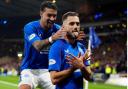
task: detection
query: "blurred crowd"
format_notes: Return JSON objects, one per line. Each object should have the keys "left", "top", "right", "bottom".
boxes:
{"left": 90, "top": 35, "right": 126, "bottom": 80}
{"left": 0, "top": 56, "right": 20, "bottom": 76}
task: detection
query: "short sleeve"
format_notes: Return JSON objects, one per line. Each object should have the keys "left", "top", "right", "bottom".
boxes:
{"left": 48, "top": 41, "right": 62, "bottom": 71}
{"left": 24, "top": 24, "right": 40, "bottom": 45}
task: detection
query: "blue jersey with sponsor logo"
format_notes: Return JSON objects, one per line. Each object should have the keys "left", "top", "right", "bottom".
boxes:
{"left": 20, "top": 20, "right": 60, "bottom": 71}
{"left": 49, "top": 39, "right": 90, "bottom": 89}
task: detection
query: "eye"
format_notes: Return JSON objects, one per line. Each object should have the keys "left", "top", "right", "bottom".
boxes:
{"left": 52, "top": 14, "right": 56, "bottom": 18}
{"left": 47, "top": 14, "right": 52, "bottom": 17}
{"left": 69, "top": 22, "right": 80, "bottom": 26}
{"left": 76, "top": 22, "right": 80, "bottom": 26}
{"left": 47, "top": 14, "right": 56, "bottom": 18}
{"left": 70, "top": 22, "right": 75, "bottom": 26}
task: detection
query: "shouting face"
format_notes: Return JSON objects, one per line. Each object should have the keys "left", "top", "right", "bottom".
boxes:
{"left": 63, "top": 16, "right": 80, "bottom": 39}
{"left": 40, "top": 8, "right": 57, "bottom": 29}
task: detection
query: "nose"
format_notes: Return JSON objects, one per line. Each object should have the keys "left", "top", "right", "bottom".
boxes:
{"left": 74, "top": 28, "right": 78, "bottom": 32}
{"left": 50, "top": 16, "right": 56, "bottom": 21}
{"left": 74, "top": 24, "right": 79, "bottom": 31}
{"left": 74, "top": 24, "right": 78, "bottom": 28}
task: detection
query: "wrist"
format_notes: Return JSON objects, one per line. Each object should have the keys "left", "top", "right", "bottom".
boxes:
{"left": 68, "top": 67, "right": 76, "bottom": 74}
{"left": 79, "top": 64, "right": 85, "bottom": 69}
{"left": 48, "top": 36, "right": 53, "bottom": 43}
{"left": 80, "top": 65, "right": 86, "bottom": 71}
{"left": 84, "top": 59, "right": 91, "bottom": 66}
{"left": 71, "top": 67, "right": 77, "bottom": 71}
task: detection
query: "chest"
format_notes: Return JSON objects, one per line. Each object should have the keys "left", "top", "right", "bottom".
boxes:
{"left": 60, "top": 44, "right": 84, "bottom": 69}
{"left": 64, "top": 44, "right": 84, "bottom": 57}
{"left": 37, "top": 29, "right": 56, "bottom": 40}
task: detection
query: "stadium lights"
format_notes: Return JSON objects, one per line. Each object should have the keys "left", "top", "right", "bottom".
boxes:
{"left": 109, "top": 25, "right": 113, "bottom": 28}
{"left": 122, "top": 24, "right": 126, "bottom": 28}
{"left": 3, "top": 20, "right": 7, "bottom": 24}
{"left": 52, "top": 0, "right": 56, "bottom": 3}
{"left": 94, "top": 13, "right": 103, "bottom": 20}
{"left": 17, "top": 52, "right": 22, "bottom": 58}
{"left": 0, "top": 19, "right": 8, "bottom": 25}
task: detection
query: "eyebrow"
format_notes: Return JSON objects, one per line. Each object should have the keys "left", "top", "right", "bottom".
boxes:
{"left": 69, "top": 22, "right": 80, "bottom": 25}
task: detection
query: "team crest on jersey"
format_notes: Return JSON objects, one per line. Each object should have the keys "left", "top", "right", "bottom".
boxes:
{"left": 28, "top": 33, "right": 36, "bottom": 41}
{"left": 39, "top": 34, "right": 42, "bottom": 37}
{"left": 64, "top": 49, "right": 69, "bottom": 53}
{"left": 49, "top": 59, "right": 56, "bottom": 65}
{"left": 40, "top": 44, "right": 50, "bottom": 54}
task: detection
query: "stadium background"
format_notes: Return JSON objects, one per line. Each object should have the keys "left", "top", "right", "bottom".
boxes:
{"left": 0, "top": 0, "right": 127, "bottom": 89}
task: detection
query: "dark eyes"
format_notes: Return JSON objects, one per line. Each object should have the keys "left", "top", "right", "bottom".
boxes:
{"left": 47, "top": 14, "right": 56, "bottom": 18}
{"left": 69, "top": 22, "right": 80, "bottom": 26}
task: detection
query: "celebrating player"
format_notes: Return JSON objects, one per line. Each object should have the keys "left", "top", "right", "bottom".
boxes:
{"left": 48, "top": 12, "right": 92, "bottom": 89}
{"left": 18, "top": 1, "right": 67, "bottom": 89}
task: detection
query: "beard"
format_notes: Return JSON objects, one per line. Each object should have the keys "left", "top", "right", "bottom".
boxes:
{"left": 66, "top": 32, "right": 78, "bottom": 47}
{"left": 46, "top": 19, "right": 55, "bottom": 29}
{"left": 66, "top": 31, "right": 78, "bottom": 40}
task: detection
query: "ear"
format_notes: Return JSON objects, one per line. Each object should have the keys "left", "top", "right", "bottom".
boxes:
{"left": 40, "top": 11, "right": 43, "bottom": 17}
{"left": 63, "top": 20, "right": 67, "bottom": 25}
{"left": 62, "top": 23, "right": 65, "bottom": 28}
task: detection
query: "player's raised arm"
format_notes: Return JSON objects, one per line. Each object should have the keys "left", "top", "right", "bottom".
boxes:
{"left": 32, "top": 27, "right": 67, "bottom": 51}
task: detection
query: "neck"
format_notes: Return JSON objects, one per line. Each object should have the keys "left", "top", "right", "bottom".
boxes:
{"left": 40, "top": 20, "right": 49, "bottom": 31}
{"left": 65, "top": 36, "right": 76, "bottom": 46}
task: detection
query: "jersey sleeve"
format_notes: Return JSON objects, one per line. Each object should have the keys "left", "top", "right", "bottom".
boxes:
{"left": 48, "top": 40, "right": 62, "bottom": 71}
{"left": 24, "top": 24, "right": 40, "bottom": 45}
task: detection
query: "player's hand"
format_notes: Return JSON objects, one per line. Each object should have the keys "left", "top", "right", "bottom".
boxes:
{"left": 77, "top": 31, "right": 85, "bottom": 40}
{"left": 83, "top": 49, "right": 91, "bottom": 61}
{"left": 52, "top": 26, "right": 67, "bottom": 41}
{"left": 66, "top": 53, "right": 85, "bottom": 69}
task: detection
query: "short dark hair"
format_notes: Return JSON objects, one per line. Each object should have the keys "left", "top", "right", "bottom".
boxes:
{"left": 62, "top": 12, "right": 79, "bottom": 22}
{"left": 40, "top": 1, "right": 57, "bottom": 11}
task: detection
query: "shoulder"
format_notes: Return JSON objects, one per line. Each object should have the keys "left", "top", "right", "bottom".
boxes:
{"left": 77, "top": 42, "right": 86, "bottom": 49}
{"left": 55, "top": 39, "right": 66, "bottom": 44}
{"left": 53, "top": 23, "right": 61, "bottom": 30}
{"left": 51, "top": 39, "right": 66, "bottom": 48}
{"left": 24, "top": 21, "right": 39, "bottom": 32}
{"left": 77, "top": 42, "right": 84, "bottom": 46}
{"left": 25, "top": 21, "right": 39, "bottom": 27}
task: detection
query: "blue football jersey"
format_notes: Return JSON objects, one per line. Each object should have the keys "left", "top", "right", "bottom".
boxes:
{"left": 20, "top": 20, "right": 60, "bottom": 71}
{"left": 49, "top": 39, "right": 88, "bottom": 89}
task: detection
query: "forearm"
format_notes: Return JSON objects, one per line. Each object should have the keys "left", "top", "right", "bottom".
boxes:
{"left": 50, "top": 68, "right": 75, "bottom": 85}
{"left": 33, "top": 37, "right": 52, "bottom": 51}
{"left": 80, "top": 66, "right": 92, "bottom": 81}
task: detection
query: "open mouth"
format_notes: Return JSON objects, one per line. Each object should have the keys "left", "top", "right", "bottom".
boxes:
{"left": 72, "top": 30, "right": 79, "bottom": 35}
{"left": 67, "top": 31, "right": 79, "bottom": 39}
{"left": 73, "top": 32, "right": 79, "bottom": 37}
{"left": 47, "top": 20, "right": 54, "bottom": 24}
